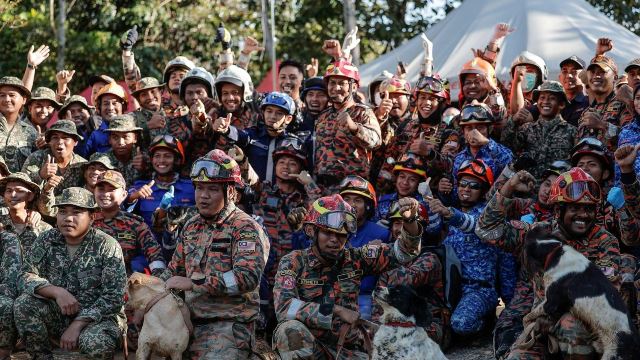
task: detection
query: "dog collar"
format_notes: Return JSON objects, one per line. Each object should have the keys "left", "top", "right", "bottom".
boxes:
{"left": 543, "top": 244, "right": 563, "bottom": 270}
{"left": 385, "top": 321, "right": 416, "bottom": 328}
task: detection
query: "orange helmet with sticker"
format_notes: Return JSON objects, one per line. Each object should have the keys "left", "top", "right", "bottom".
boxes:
{"left": 457, "top": 159, "right": 494, "bottom": 186}
{"left": 95, "top": 82, "right": 128, "bottom": 108}
{"left": 190, "top": 149, "right": 243, "bottom": 186}
{"left": 324, "top": 59, "right": 360, "bottom": 85}
{"left": 304, "top": 194, "right": 357, "bottom": 235}
{"left": 548, "top": 167, "right": 601, "bottom": 205}
{"left": 339, "top": 175, "right": 377, "bottom": 208}
{"left": 379, "top": 75, "right": 411, "bottom": 95}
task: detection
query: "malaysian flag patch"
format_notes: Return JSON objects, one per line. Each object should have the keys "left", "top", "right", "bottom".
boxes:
{"left": 237, "top": 241, "right": 256, "bottom": 252}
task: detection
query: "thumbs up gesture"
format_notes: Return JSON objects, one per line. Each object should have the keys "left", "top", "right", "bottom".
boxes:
{"left": 35, "top": 125, "right": 47, "bottom": 149}
{"left": 190, "top": 99, "right": 206, "bottom": 118}
{"left": 131, "top": 146, "right": 147, "bottom": 171}
{"left": 213, "top": 113, "right": 232, "bottom": 133}
{"left": 409, "top": 132, "right": 433, "bottom": 156}
{"left": 39, "top": 154, "right": 58, "bottom": 180}
{"left": 130, "top": 180, "right": 155, "bottom": 201}
{"left": 376, "top": 91, "right": 393, "bottom": 120}
{"left": 337, "top": 110, "right": 358, "bottom": 133}
{"left": 159, "top": 185, "right": 175, "bottom": 210}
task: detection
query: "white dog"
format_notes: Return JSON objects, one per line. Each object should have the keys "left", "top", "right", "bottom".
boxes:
{"left": 372, "top": 285, "right": 448, "bottom": 360}
{"left": 127, "top": 272, "right": 191, "bottom": 360}
{"left": 523, "top": 230, "right": 640, "bottom": 360}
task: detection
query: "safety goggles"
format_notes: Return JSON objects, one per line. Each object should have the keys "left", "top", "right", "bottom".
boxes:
{"left": 190, "top": 159, "right": 222, "bottom": 179}
{"left": 459, "top": 159, "right": 487, "bottom": 177}
{"left": 396, "top": 153, "right": 425, "bottom": 169}
{"left": 279, "top": 136, "right": 304, "bottom": 150}
{"left": 460, "top": 104, "right": 493, "bottom": 123}
{"left": 558, "top": 180, "right": 602, "bottom": 203}
{"left": 458, "top": 179, "right": 482, "bottom": 190}
{"left": 571, "top": 137, "right": 605, "bottom": 154}
{"left": 153, "top": 134, "right": 178, "bottom": 144}
{"left": 339, "top": 175, "right": 369, "bottom": 191}
{"left": 317, "top": 211, "right": 357, "bottom": 234}
{"left": 416, "top": 76, "right": 444, "bottom": 93}
{"left": 545, "top": 160, "right": 572, "bottom": 176}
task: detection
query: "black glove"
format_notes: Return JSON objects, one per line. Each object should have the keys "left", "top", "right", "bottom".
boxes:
{"left": 120, "top": 25, "right": 139, "bottom": 51}
{"left": 214, "top": 23, "right": 232, "bottom": 50}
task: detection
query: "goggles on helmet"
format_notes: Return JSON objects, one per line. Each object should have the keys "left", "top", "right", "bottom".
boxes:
{"left": 416, "top": 76, "right": 445, "bottom": 93}
{"left": 152, "top": 134, "right": 179, "bottom": 146}
{"left": 459, "top": 159, "right": 487, "bottom": 177}
{"left": 571, "top": 137, "right": 605, "bottom": 154}
{"left": 316, "top": 211, "right": 357, "bottom": 234}
{"left": 557, "top": 179, "right": 602, "bottom": 204}
{"left": 339, "top": 175, "right": 370, "bottom": 191}
{"left": 460, "top": 104, "right": 494, "bottom": 123}
{"left": 190, "top": 160, "right": 223, "bottom": 180}
{"left": 279, "top": 136, "right": 304, "bottom": 151}
{"left": 544, "top": 160, "right": 572, "bottom": 177}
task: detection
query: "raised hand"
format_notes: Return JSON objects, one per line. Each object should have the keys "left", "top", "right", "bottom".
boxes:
{"left": 120, "top": 25, "right": 139, "bottom": 51}
{"left": 322, "top": 40, "right": 342, "bottom": 59}
{"left": 242, "top": 36, "right": 264, "bottom": 54}
{"left": 306, "top": 58, "right": 319, "bottom": 78}
{"left": 40, "top": 154, "right": 58, "bottom": 180}
{"left": 56, "top": 70, "right": 76, "bottom": 91}
{"left": 614, "top": 144, "right": 640, "bottom": 173}
{"left": 131, "top": 147, "right": 147, "bottom": 171}
{"left": 501, "top": 170, "right": 536, "bottom": 197}
{"left": 212, "top": 113, "right": 232, "bottom": 133}
{"left": 595, "top": 38, "right": 613, "bottom": 56}
{"left": 376, "top": 91, "right": 393, "bottom": 119}
{"left": 147, "top": 113, "right": 166, "bottom": 130}
{"left": 132, "top": 180, "right": 155, "bottom": 201}
{"left": 35, "top": 125, "right": 47, "bottom": 149}
{"left": 492, "top": 23, "right": 515, "bottom": 41}
{"left": 397, "top": 197, "right": 420, "bottom": 221}
{"left": 27, "top": 45, "right": 50, "bottom": 67}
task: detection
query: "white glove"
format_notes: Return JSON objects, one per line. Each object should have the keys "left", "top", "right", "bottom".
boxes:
{"left": 418, "top": 178, "right": 433, "bottom": 199}
{"left": 342, "top": 26, "right": 361, "bottom": 60}
{"left": 420, "top": 33, "right": 433, "bottom": 61}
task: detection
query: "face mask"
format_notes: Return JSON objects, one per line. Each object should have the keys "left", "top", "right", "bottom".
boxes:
{"left": 521, "top": 72, "right": 537, "bottom": 92}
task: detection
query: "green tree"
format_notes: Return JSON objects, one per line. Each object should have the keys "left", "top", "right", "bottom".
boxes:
{"left": 588, "top": 0, "right": 640, "bottom": 35}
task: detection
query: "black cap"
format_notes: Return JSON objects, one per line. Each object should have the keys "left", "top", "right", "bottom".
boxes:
{"left": 559, "top": 55, "right": 586, "bottom": 70}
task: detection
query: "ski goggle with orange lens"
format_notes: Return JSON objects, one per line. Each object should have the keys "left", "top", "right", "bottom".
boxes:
{"left": 557, "top": 180, "right": 602, "bottom": 203}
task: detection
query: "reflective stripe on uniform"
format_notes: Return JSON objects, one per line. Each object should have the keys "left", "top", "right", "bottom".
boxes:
{"left": 223, "top": 270, "right": 239, "bottom": 294}
{"left": 286, "top": 298, "right": 303, "bottom": 320}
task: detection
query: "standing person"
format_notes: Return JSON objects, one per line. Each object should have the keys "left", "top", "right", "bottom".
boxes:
{"left": 458, "top": 58, "right": 507, "bottom": 124}
{"left": 22, "top": 87, "right": 61, "bottom": 136}
{"left": 14, "top": 187, "right": 127, "bottom": 360}
{"left": 58, "top": 95, "right": 95, "bottom": 140}
{"left": 0, "top": 76, "right": 36, "bottom": 173}
{"left": 212, "top": 65, "right": 259, "bottom": 132}
{"left": 314, "top": 40, "right": 381, "bottom": 189}
{"left": 104, "top": 114, "right": 148, "bottom": 186}
{"left": 0, "top": 231, "right": 21, "bottom": 360}
{"left": 129, "top": 77, "right": 168, "bottom": 148}
{"left": 508, "top": 51, "right": 547, "bottom": 114}
{"left": 160, "top": 149, "right": 268, "bottom": 359}
{"left": 299, "top": 77, "right": 329, "bottom": 133}
{"left": 615, "top": 84, "right": 640, "bottom": 184}
{"left": 558, "top": 56, "right": 589, "bottom": 126}
{"left": 272, "top": 194, "right": 422, "bottom": 359}
{"left": 278, "top": 59, "right": 306, "bottom": 131}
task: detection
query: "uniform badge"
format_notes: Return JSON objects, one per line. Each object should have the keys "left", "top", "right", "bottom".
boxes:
{"left": 237, "top": 240, "right": 256, "bottom": 252}
{"left": 600, "top": 266, "right": 615, "bottom": 277}
{"left": 282, "top": 276, "right": 295, "bottom": 290}
{"left": 364, "top": 245, "right": 379, "bottom": 258}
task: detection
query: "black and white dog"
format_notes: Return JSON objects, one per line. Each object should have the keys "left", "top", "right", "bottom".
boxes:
{"left": 372, "top": 285, "right": 448, "bottom": 360}
{"left": 523, "top": 229, "right": 640, "bottom": 360}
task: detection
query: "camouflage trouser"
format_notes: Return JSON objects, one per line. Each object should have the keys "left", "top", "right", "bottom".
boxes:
{"left": 188, "top": 320, "right": 254, "bottom": 359}
{"left": 451, "top": 284, "right": 498, "bottom": 336}
{"left": 13, "top": 294, "right": 120, "bottom": 359}
{"left": 494, "top": 279, "right": 534, "bottom": 359}
{"left": 506, "top": 313, "right": 599, "bottom": 360}
{"left": 620, "top": 253, "right": 639, "bottom": 325}
{"left": 273, "top": 320, "right": 369, "bottom": 360}
{"left": 0, "top": 295, "right": 16, "bottom": 350}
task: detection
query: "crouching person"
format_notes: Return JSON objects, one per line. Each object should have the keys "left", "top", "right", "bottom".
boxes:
{"left": 272, "top": 194, "right": 422, "bottom": 359}
{"left": 14, "top": 187, "right": 127, "bottom": 359}
{"left": 0, "top": 232, "right": 21, "bottom": 359}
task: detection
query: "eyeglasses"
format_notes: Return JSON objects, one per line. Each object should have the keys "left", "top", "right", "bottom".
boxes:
{"left": 460, "top": 104, "right": 493, "bottom": 123}
{"left": 459, "top": 159, "right": 487, "bottom": 177}
{"left": 558, "top": 179, "right": 602, "bottom": 203}
{"left": 317, "top": 211, "right": 357, "bottom": 233}
{"left": 416, "top": 76, "right": 444, "bottom": 92}
{"left": 339, "top": 175, "right": 369, "bottom": 191}
{"left": 458, "top": 179, "right": 482, "bottom": 190}
{"left": 190, "top": 159, "right": 221, "bottom": 179}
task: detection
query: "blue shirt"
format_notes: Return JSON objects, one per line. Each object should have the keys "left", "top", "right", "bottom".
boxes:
{"left": 129, "top": 177, "right": 196, "bottom": 228}
{"left": 77, "top": 120, "right": 110, "bottom": 158}
{"left": 616, "top": 116, "right": 640, "bottom": 185}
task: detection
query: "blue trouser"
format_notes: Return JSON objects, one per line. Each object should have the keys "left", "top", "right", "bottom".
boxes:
{"left": 451, "top": 283, "right": 497, "bottom": 335}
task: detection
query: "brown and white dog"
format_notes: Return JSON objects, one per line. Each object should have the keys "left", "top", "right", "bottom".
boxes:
{"left": 127, "top": 273, "right": 191, "bottom": 360}
{"left": 523, "top": 229, "right": 640, "bottom": 360}
{"left": 372, "top": 285, "right": 448, "bottom": 360}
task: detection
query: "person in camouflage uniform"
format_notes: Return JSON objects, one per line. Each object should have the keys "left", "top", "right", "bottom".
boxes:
{"left": 129, "top": 77, "right": 170, "bottom": 148}
{"left": 272, "top": 194, "right": 422, "bottom": 359}
{"left": 92, "top": 170, "right": 165, "bottom": 275}
{"left": 0, "top": 76, "right": 37, "bottom": 173}
{"left": 22, "top": 87, "right": 61, "bottom": 135}
{"left": 475, "top": 168, "right": 621, "bottom": 359}
{"left": 0, "top": 172, "right": 51, "bottom": 254}
{"left": 160, "top": 149, "right": 269, "bottom": 359}
{"left": 0, "top": 231, "right": 21, "bottom": 359}
{"left": 500, "top": 81, "right": 577, "bottom": 179}
{"left": 58, "top": 95, "right": 94, "bottom": 139}
{"left": 14, "top": 187, "right": 127, "bottom": 360}
{"left": 103, "top": 114, "right": 148, "bottom": 186}
{"left": 22, "top": 120, "right": 87, "bottom": 195}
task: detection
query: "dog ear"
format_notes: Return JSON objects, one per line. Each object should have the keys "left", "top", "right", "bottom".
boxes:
{"left": 412, "top": 289, "right": 432, "bottom": 328}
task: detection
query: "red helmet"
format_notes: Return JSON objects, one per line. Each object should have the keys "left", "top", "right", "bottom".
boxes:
{"left": 149, "top": 135, "right": 186, "bottom": 165}
{"left": 548, "top": 167, "right": 601, "bottom": 205}
{"left": 304, "top": 194, "right": 357, "bottom": 235}
{"left": 324, "top": 59, "right": 360, "bottom": 85}
{"left": 457, "top": 159, "right": 494, "bottom": 186}
{"left": 393, "top": 152, "right": 427, "bottom": 180}
{"left": 273, "top": 135, "right": 308, "bottom": 167}
{"left": 380, "top": 75, "right": 411, "bottom": 95}
{"left": 190, "top": 149, "right": 243, "bottom": 186}
{"left": 414, "top": 75, "right": 450, "bottom": 103}
{"left": 339, "top": 175, "right": 377, "bottom": 208}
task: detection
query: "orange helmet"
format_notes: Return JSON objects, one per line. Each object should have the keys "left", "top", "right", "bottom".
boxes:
{"left": 379, "top": 75, "right": 411, "bottom": 95}
{"left": 548, "top": 167, "right": 601, "bottom": 205}
{"left": 339, "top": 175, "right": 377, "bottom": 208}
{"left": 149, "top": 135, "right": 186, "bottom": 165}
{"left": 324, "top": 59, "right": 360, "bottom": 85}
{"left": 393, "top": 153, "right": 427, "bottom": 180}
{"left": 457, "top": 159, "right": 494, "bottom": 186}
{"left": 95, "top": 82, "right": 128, "bottom": 108}
{"left": 304, "top": 194, "right": 357, "bottom": 235}
{"left": 459, "top": 57, "right": 497, "bottom": 89}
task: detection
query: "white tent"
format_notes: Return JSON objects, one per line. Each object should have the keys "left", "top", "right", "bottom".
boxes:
{"left": 359, "top": 0, "right": 640, "bottom": 98}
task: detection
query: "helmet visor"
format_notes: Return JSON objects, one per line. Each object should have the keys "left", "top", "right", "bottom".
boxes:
{"left": 317, "top": 211, "right": 357, "bottom": 234}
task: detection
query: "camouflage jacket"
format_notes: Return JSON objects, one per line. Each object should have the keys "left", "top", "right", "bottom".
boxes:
{"left": 130, "top": 107, "right": 166, "bottom": 149}
{"left": 273, "top": 225, "right": 422, "bottom": 350}
{"left": 21, "top": 228, "right": 127, "bottom": 324}
{"left": 576, "top": 92, "right": 633, "bottom": 149}
{"left": 500, "top": 114, "right": 577, "bottom": 179}
{"left": 161, "top": 203, "right": 269, "bottom": 322}
{"left": 104, "top": 149, "right": 146, "bottom": 187}
{"left": 620, "top": 175, "right": 640, "bottom": 247}
{"left": 93, "top": 210, "right": 165, "bottom": 275}
{"left": 0, "top": 212, "right": 52, "bottom": 255}
{"left": 0, "top": 116, "right": 37, "bottom": 173}
{"left": 314, "top": 103, "right": 381, "bottom": 180}
{"left": 22, "top": 149, "right": 87, "bottom": 195}
{"left": 475, "top": 191, "right": 621, "bottom": 304}
{"left": 0, "top": 231, "right": 22, "bottom": 299}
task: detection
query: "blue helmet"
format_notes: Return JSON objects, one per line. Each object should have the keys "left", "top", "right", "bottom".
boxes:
{"left": 260, "top": 92, "right": 296, "bottom": 115}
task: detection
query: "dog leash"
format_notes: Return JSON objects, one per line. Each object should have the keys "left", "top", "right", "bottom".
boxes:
{"left": 334, "top": 318, "right": 375, "bottom": 360}
{"left": 144, "top": 290, "right": 194, "bottom": 335}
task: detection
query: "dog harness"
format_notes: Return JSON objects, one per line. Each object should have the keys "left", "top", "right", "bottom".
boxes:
{"left": 144, "top": 290, "right": 194, "bottom": 335}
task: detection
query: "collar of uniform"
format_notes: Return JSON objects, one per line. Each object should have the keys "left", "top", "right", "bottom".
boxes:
{"left": 590, "top": 91, "right": 615, "bottom": 107}
{"left": 204, "top": 202, "right": 236, "bottom": 226}
{"left": 51, "top": 227, "right": 95, "bottom": 245}
{"left": 153, "top": 172, "right": 180, "bottom": 188}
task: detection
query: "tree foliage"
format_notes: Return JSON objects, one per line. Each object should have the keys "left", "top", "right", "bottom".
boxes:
{"left": 587, "top": 0, "right": 640, "bottom": 35}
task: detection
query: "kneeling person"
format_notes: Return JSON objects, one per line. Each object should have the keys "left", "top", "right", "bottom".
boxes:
{"left": 14, "top": 187, "right": 127, "bottom": 359}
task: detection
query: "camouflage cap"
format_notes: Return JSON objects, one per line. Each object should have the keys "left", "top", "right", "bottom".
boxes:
{"left": 0, "top": 76, "right": 31, "bottom": 99}
{"left": 105, "top": 114, "right": 142, "bottom": 132}
{"left": 0, "top": 172, "right": 41, "bottom": 198}
{"left": 95, "top": 170, "right": 126, "bottom": 189}
{"left": 131, "top": 77, "right": 165, "bottom": 98}
{"left": 0, "top": 154, "right": 10, "bottom": 176}
{"left": 58, "top": 95, "right": 90, "bottom": 117}
{"left": 533, "top": 80, "right": 568, "bottom": 104}
{"left": 624, "top": 58, "right": 640, "bottom": 73}
{"left": 53, "top": 187, "right": 97, "bottom": 209}
{"left": 588, "top": 55, "right": 618, "bottom": 75}
{"left": 45, "top": 119, "right": 83, "bottom": 142}
{"left": 81, "top": 152, "right": 115, "bottom": 172}
{"left": 26, "top": 87, "right": 62, "bottom": 108}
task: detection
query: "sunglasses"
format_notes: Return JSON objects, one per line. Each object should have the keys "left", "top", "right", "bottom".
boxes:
{"left": 458, "top": 179, "right": 483, "bottom": 190}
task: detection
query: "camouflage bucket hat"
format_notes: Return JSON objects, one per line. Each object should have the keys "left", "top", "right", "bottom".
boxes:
{"left": 59, "top": 95, "right": 91, "bottom": 117}
{"left": 0, "top": 154, "right": 10, "bottom": 176}
{"left": 0, "top": 172, "right": 41, "bottom": 198}
{"left": 105, "top": 114, "right": 142, "bottom": 132}
{"left": 26, "top": 87, "right": 62, "bottom": 108}
{"left": 131, "top": 77, "right": 165, "bottom": 98}
{"left": 532, "top": 80, "right": 567, "bottom": 104}
{"left": 82, "top": 152, "right": 115, "bottom": 172}
{"left": 45, "top": 119, "right": 83, "bottom": 142}
{"left": 96, "top": 170, "right": 126, "bottom": 189}
{"left": 53, "top": 187, "right": 97, "bottom": 209}
{"left": 0, "top": 76, "right": 31, "bottom": 99}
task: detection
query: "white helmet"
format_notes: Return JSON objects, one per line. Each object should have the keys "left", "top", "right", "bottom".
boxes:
{"left": 510, "top": 51, "right": 548, "bottom": 80}
{"left": 163, "top": 56, "right": 196, "bottom": 84}
{"left": 179, "top": 67, "right": 215, "bottom": 100}
{"left": 215, "top": 65, "right": 254, "bottom": 102}
{"left": 367, "top": 71, "right": 393, "bottom": 106}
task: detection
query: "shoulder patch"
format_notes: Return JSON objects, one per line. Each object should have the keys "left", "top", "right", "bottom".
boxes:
{"left": 281, "top": 276, "right": 296, "bottom": 290}
{"left": 362, "top": 244, "right": 380, "bottom": 259}
{"left": 237, "top": 240, "right": 256, "bottom": 252}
